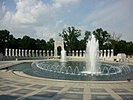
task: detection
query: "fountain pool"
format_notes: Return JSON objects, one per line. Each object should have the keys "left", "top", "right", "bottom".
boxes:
{"left": 9, "top": 60, "right": 133, "bottom": 81}
{"left": 8, "top": 34, "right": 133, "bottom": 81}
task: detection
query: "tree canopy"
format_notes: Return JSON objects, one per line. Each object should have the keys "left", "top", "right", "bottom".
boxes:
{"left": 59, "top": 26, "right": 81, "bottom": 50}
{"left": 0, "top": 30, "right": 53, "bottom": 53}
{"left": 0, "top": 27, "right": 133, "bottom": 56}
{"left": 59, "top": 26, "right": 133, "bottom": 55}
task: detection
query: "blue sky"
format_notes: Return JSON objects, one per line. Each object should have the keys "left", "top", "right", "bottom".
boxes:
{"left": 0, "top": 0, "right": 133, "bottom": 41}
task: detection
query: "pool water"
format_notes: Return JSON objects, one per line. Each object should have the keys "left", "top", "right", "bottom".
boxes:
{"left": 9, "top": 61, "right": 133, "bottom": 81}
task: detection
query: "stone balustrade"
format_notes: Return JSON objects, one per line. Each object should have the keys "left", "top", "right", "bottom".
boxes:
{"left": 4, "top": 48, "right": 114, "bottom": 58}
{"left": 4, "top": 48, "right": 54, "bottom": 57}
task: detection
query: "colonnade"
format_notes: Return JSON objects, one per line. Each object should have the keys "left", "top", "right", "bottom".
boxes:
{"left": 67, "top": 49, "right": 114, "bottom": 58}
{"left": 5, "top": 48, "right": 114, "bottom": 58}
{"left": 67, "top": 50, "right": 86, "bottom": 57}
{"left": 5, "top": 48, "right": 54, "bottom": 57}
{"left": 99, "top": 49, "right": 114, "bottom": 58}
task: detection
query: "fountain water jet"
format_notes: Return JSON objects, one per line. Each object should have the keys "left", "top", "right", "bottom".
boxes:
{"left": 60, "top": 48, "right": 67, "bottom": 62}
{"left": 82, "top": 34, "right": 101, "bottom": 75}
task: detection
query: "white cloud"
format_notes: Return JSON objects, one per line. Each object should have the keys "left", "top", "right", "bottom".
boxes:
{"left": 0, "top": 2, "right": 6, "bottom": 19}
{"left": 83, "top": 0, "right": 133, "bottom": 41}
{"left": 0, "top": 0, "right": 132, "bottom": 41}
{"left": 0, "top": 0, "right": 80, "bottom": 40}
{"left": 54, "top": 0, "right": 79, "bottom": 4}
{"left": 14, "top": 0, "right": 51, "bottom": 24}
{"left": 55, "top": 20, "right": 63, "bottom": 27}
{"left": 52, "top": 0, "right": 80, "bottom": 9}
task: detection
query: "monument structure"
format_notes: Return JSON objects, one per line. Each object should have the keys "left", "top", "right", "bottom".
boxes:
{"left": 54, "top": 40, "right": 64, "bottom": 57}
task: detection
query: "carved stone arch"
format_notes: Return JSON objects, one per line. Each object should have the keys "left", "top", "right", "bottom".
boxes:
{"left": 54, "top": 40, "right": 64, "bottom": 56}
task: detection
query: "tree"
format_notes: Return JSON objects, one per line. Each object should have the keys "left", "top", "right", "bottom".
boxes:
{"left": 36, "top": 39, "right": 41, "bottom": 49}
{"left": 93, "top": 28, "right": 111, "bottom": 49}
{"left": 29, "top": 38, "right": 37, "bottom": 49}
{"left": 108, "top": 33, "right": 121, "bottom": 55}
{"left": 40, "top": 39, "right": 47, "bottom": 50}
{"left": 0, "top": 30, "right": 10, "bottom": 52}
{"left": 59, "top": 26, "right": 81, "bottom": 50}
{"left": 84, "top": 30, "right": 91, "bottom": 42}
{"left": 79, "top": 30, "right": 92, "bottom": 50}
{"left": 126, "top": 41, "right": 133, "bottom": 56}
{"left": 47, "top": 38, "right": 55, "bottom": 50}
{"left": 115, "top": 40, "right": 127, "bottom": 54}
{"left": 6, "top": 35, "right": 18, "bottom": 49}
{"left": 78, "top": 39, "right": 86, "bottom": 50}
{"left": 20, "top": 35, "right": 31, "bottom": 49}
{"left": 109, "top": 33, "right": 121, "bottom": 48}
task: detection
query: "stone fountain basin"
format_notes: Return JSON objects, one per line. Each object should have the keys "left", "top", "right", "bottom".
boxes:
{"left": 8, "top": 60, "right": 133, "bottom": 81}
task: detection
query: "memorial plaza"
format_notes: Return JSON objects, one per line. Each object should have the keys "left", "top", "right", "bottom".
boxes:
{"left": 0, "top": 56, "right": 133, "bottom": 100}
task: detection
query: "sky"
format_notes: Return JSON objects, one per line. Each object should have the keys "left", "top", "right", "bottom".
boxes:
{"left": 0, "top": 0, "right": 133, "bottom": 41}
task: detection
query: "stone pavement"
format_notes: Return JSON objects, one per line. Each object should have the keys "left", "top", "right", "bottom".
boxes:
{"left": 0, "top": 61, "right": 133, "bottom": 100}
{"left": 0, "top": 70, "right": 133, "bottom": 100}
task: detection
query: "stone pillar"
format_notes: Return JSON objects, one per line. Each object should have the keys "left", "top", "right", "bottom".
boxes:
{"left": 83, "top": 50, "right": 86, "bottom": 57}
{"left": 54, "top": 48, "right": 57, "bottom": 57}
{"left": 25, "top": 50, "right": 27, "bottom": 57}
{"left": 80, "top": 50, "right": 82, "bottom": 57}
{"left": 104, "top": 50, "right": 106, "bottom": 58}
{"left": 9, "top": 49, "right": 11, "bottom": 56}
{"left": 43, "top": 50, "right": 45, "bottom": 56}
{"left": 76, "top": 50, "right": 78, "bottom": 57}
{"left": 5, "top": 48, "right": 8, "bottom": 56}
{"left": 47, "top": 50, "right": 49, "bottom": 56}
{"left": 32, "top": 50, "right": 34, "bottom": 57}
{"left": 33, "top": 50, "right": 35, "bottom": 57}
{"left": 107, "top": 49, "right": 110, "bottom": 57}
{"left": 12, "top": 49, "right": 14, "bottom": 56}
{"left": 22, "top": 49, "right": 24, "bottom": 57}
{"left": 111, "top": 49, "right": 113, "bottom": 57}
{"left": 72, "top": 50, "right": 74, "bottom": 56}
{"left": 100, "top": 50, "right": 103, "bottom": 58}
{"left": 39, "top": 50, "right": 42, "bottom": 57}
{"left": 50, "top": 50, "right": 53, "bottom": 56}
{"left": 67, "top": 50, "right": 71, "bottom": 56}
{"left": 15, "top": 49, "right": 18, "bottom": 56}
{"left": 36, "top": 50, "right": 38, "bottom": 57}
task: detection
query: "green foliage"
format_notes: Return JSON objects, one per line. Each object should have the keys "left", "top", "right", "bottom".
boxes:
{"left": 47, "top": 38, "right": 55, "bottom": 50}
{"left": 59, "top": 27, "right": 133, "bottom": 55}
{"left": 0, "top": 30, "right": 11, "bottom": 52}
{"left": 59, "top": 26, "right": 81, "bottom": 50}
{"left": 84, "top": 30, "right": 91, "bottom": 42}
{"left": 20, "top": 35, "right": 31, "bottom": 49}
{"left": 93, "top": 28, "right": 111, "bottom": 49}
{"left": 0, "top": 30, "right": 48, "bottom": 53}
{"left": 113, "top": 40, "right": 133, "bottom": 55}
{"left": 0, "top": 28, "right": 133, "bottom": 56}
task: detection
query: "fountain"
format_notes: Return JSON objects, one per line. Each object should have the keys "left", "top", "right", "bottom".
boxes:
{"left": 82, "top": 34, "right": 101, "bottom": 75}
{"left": 60, "top": 48, "right": 67, "bottom": 62}
{"left": 28, "top": 60, "right": 132, "bottom": 81}
{"left": 13, "top": 34, "right": 131, "bottom": 81}
{"left": 28, "top": 34, "right": 132, "bottom": 81}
